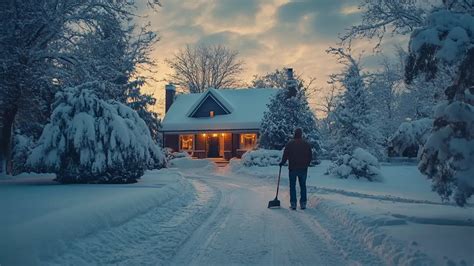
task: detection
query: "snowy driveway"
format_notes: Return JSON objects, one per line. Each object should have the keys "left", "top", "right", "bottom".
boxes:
{"left": 44, "top": 168, "right": 388, "bottom": 265}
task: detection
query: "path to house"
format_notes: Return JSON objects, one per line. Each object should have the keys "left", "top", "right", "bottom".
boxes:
{"left": 46, "top": 166, "right": 390, "bottom": 266}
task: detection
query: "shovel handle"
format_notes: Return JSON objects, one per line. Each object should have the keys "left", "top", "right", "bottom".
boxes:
{"left": 275, "top": 165, "right": 282, "bottom": 198}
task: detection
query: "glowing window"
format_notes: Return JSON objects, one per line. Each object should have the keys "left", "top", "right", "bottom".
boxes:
{"left": 180, "top": 135, "right": 194, "bottom": 151}
{"left": 240, "top": 134, "right": 257, "bottom": 150}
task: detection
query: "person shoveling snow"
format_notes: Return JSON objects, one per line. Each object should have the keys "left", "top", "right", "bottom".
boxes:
{"left": 279, "top": 128, "right": 313, "bottom": 210}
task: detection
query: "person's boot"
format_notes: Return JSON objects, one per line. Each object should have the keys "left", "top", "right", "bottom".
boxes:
{"left": 300, "top": 203, "right": 306, "bottom": 210}
{"left": 290, "top": 203, "right": 297, "bottom": 210}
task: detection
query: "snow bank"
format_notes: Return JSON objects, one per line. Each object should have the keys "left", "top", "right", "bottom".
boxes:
{"left": 309, "top": 197, "right": 434, "bottom": 265}
{"left": 226, "top": 158, "right": 282, "bottom": 179}
{"left": 241, "top": 149, "right": 282, "bottom": 167}
{"left": 328, "top": 148, "right": 382, "bottom": 181}
{"left": 0, "top": 169, "right": 191, "bottom": 265}
{"left": 167, "top": 157, "right": 217, "bottom": 172}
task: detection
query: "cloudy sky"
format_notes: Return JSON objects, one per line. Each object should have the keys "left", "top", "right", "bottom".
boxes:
{"left": 139, "top": 0, "right": 407, "bottom": 116}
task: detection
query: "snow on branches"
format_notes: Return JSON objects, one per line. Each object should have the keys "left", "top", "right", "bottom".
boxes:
{"left": 409, "top": 9, "right": 474, "bottom": 206}
{"left": 326, "top": 48, "right": 384, "bottom": 161}
{"left": 390, "top": 118, "right": 433, "bottom": 158}
{"left": 27, "top": 83, "right": 165, "bottom": 184}
{"left": 258, "top": 70, "right": 321, "bottom": 161}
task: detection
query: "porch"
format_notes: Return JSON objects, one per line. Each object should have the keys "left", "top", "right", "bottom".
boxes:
{"left": 163, "top": 131, "right": 258, "bottom": 160}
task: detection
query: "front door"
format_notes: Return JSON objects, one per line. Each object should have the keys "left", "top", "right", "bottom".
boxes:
{"left": 207, "top": 136, "right": 220, "bottom": 157}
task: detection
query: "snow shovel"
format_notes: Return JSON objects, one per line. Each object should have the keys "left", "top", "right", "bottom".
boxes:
{"left": 268, "top": 166, "right": 282, "bottom": 208}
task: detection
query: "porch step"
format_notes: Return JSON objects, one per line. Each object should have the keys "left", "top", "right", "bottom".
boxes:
{"left": 207, "top": 158, "right": 229, "bottom": 167}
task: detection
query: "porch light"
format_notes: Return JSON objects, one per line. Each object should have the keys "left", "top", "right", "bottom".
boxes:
{"left": 212, "top": 133, "right": 218, "bottom": 137}
{"left": 202, "top": 133, "right": 206, "bottom": 137}
{"left": 221, "top": 133, "right": 225, "bottom": 137}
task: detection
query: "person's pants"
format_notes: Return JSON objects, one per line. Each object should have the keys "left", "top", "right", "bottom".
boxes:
{"left": 289, "top": 169, "right": 307, "bottom": 207}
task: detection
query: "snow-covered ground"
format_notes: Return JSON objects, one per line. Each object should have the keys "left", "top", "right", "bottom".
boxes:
{"left": 1, "top": 159, "right": 472, "bottom": 265}
{"left": 229, "top": 159, "right": 474, "bottom": 265}
{"left": 0, "top": 169, "right": 191, "bottom": 265}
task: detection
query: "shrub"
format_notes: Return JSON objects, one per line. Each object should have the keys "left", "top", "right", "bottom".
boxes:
{"left": 328, "top": 148, "right": 381, "bottom": 181}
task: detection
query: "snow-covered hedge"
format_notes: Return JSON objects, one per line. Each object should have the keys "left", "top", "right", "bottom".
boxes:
{"left": 389, "top": 118, "right": 433, "bottom": 157}
{"left": 241, "top": 149, "right": 282, "bottom": 167}
{"left": 164, "top": 148, "right": 190, "bottom": 162}
{"left": 328, "top": 148, "right": 382, "bottom": 181}
{"left": 27, "top": 83, "right": 165, "bottom": 183}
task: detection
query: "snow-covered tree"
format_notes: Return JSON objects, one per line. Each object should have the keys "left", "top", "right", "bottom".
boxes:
{"left": 341, "top": 0, "right": 472, "bottom": 48}
{"left": 326, "top": 48, "right": 384, "bottom": 160}
{"left": 407, "top": 9, "right": 474, "bottom": 206}
{"left": 399, "top": 69, "right": 454, "bottom": 120}
{"left": 368, "top": 58, "right": 405, "bottom": 146}
{"left": 259, "top": 70, "right": 321, "bottom": 160}
{"left": 27, "top": 83, "right": 165, "bottom": 184}
{"left": 127, "top": 85, "right": 162, "bottom": 143}
{"left": 389, "top": 118, "right": 433, "bottom": 158}
{"left": 0, "top": 0, "right": 160, "bottom": 174}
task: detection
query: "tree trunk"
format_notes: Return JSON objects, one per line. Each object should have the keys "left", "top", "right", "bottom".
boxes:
{"left": 0, "top": 107, "right": 17, "bottom": 175}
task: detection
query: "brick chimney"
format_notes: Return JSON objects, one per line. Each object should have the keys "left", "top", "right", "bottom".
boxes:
{"left": 165, "top": 83, "right": 176, "bottom": 113}
{"left": 286, "top": 68, "right": 297, "bottom": 97}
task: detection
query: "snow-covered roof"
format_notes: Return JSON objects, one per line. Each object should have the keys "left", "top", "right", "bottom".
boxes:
{"left": 161, "top": 88, "right": 278, "bottom": 132}
{"left": 186, "top": 88, "right": 234, "bottom": 117}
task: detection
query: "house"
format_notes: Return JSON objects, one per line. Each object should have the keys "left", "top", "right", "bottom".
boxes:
{"left": 161, "top": 86, "right": 278, "bottom": 160}
{"left": 161, "top": 68, "right": 298, "bottom": 160}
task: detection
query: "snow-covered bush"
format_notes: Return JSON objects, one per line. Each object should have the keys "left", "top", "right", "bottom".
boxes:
{"left": 241, "top": 149, "right": 282, "bottom": 167}
{"left": 27, "top": 83, "right": 165, "bottom": 183}
{"left": 328, "top": 148, "right": 382, "bottom": 181}
{"left": 389, "top": 118, "right": 433, "bottom": 157}
{"left": 164, "top": 148, "right": 190, "bottom": 163}
{"left": 407, "top": 9, "right": 474, "bottom": 206}
{"left": 11, "top": 133, "right": 35, "bottom": 175}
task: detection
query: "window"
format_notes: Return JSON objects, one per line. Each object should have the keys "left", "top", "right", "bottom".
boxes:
{"left": 180, "top": 135, "right": 194, "bottom": 151}
{"left": 240, "top": 134, "right": 257, "bottom": 150}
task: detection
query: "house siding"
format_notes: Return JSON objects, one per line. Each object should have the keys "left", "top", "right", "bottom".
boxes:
{"left": 164, "top": 134, "right": 179, "bottom": 152}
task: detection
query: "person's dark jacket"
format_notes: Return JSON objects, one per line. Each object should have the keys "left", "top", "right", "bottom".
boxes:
{"left": 280, "top": 139, "right": 312, "bottom": 170}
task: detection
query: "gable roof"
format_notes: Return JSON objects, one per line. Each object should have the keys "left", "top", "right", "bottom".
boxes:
{"left": 161, "top": 88, "right": 278, "bottom": 132}
{"left": 187, "top": 89, "right": 234, "bottom": 117}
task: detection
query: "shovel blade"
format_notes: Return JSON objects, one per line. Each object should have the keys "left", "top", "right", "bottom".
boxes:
{"left": 268, "top": 198, "right": 281, "bottom": 208}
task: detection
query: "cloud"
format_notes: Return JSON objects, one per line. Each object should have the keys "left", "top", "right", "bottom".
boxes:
{"left": 212, "top": 0, "right": 261, "bottom": 25}
{"left": 137, "top": 0, "right": 408, "bottom": 116}
{"left": 276, "top": 0, "right": 361, "bottom": 40}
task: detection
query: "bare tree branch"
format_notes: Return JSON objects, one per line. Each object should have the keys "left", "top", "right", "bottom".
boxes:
{"left": 166, "top": 44, "right": 244, "bottom": 93}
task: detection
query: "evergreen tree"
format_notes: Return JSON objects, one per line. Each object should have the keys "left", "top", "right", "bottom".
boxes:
{"left": 259, "top": 69, "right": 321, "bottom": 161}
{"left": 126, "top": 84, "right": 162, "bottom": 143}
{"left": 27, "top": 83, "right": 165, "bottom": 184}
{"left": 407, "top": 9, "right": 474, "bottom": 206}
{"left": 326, "top": 48, "right": 384, "bottom": 160}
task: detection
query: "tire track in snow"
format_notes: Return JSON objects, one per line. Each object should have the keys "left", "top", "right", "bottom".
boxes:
{"left": 44, "top": 179, "right": 220, "bottom": 265}
{"left": 285, "top": 205, "right": 384, "bottom": 265}
{"left": 172, "top": 172, "right": 353, "bottom": 266}
{"left": 307, "top": 196, "right": 433, "bottom": 265}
